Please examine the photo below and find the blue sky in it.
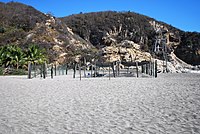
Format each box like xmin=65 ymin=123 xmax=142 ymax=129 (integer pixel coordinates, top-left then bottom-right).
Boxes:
xmin=1 ymin=0 xmax=200 ymax=32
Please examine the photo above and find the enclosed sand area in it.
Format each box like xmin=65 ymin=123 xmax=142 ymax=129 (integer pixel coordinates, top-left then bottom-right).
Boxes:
xmin=0 ymin=73 xmax=200 ymax=133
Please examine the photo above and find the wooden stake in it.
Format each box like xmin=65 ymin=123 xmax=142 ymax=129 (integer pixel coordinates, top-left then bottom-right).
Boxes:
xmin=62 ymin=66 xmax=64 ymax=75
xmin=54 ymin=64 xmax=56 ymax=76
xmin=58 ymin=66 xmax=61 ymax=75
xmin=136 ymin=61 xmax=139 ymax=78
xmin=28 ymin=62 xmax=32 ymax=79
xmin=66 ymin=64 xmax=68 ymax=75
xmin=112 ymin=62 xmax=115 ymax=78
xmin=94 ymin=61 xmax=96 ymax=78
xmin=73 ymin=62 xmax=77 ymax=78
xmin=43 ymin=63 xmax=46 ymax=79
xmin=83 ymin=57 xmax=86 ymax=78
xmin=152 ymin=61 xmax=155 ymax=77
xmin=34 ymin=63 xmax=36 ymax=78
xmin=146 ymin=63 xmax=148 ymax=74
xmin=117 ymin=62 xmax=120 ymax=76
xmin=109 ymin=65 xmax=111 ymax=80
xmin=51 ymin=64 xmax=53 ymax=79
xmin=79 ymin=62 xmax=81 ymax=81
xmin=141 ymin=65 xmax=144 ymax=73
xmin=155 ymin=60 xmax=157 ymax=78
xmin=91 ymin=65 xmax=93 ymax=78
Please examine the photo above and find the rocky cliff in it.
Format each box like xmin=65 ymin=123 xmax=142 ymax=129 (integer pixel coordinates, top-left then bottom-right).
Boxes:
xmin=61 ymin=11 xmax=200 ymax=66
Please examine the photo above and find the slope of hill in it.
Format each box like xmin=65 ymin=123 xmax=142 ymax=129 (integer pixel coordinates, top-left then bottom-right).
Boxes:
xmin=0 ymin=2 xmax=94 ymax=64
xmin=61 ymin=11 xmax=200 ymax=65
xmin=0 ymin=2 xmax=200 ymax=69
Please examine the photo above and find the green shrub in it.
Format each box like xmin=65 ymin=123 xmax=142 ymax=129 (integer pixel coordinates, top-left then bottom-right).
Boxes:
xmin=0 ymin=67 xmax=27 ymax=75
xmin=0 ymin=27 xmax=5 ymax=33
xmin=11 ymin=69 xmax=27 ymax=75
xmin=0 ymin=67 xmax=3 ymax=75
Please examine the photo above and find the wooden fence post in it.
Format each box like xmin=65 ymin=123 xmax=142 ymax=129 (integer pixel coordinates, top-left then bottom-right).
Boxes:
xmin=43 ymin=63 xmax=46 ymax=79
xmin=136 ymin=61 xmax=139 ymax=78
xmin=141 ymin=65 xmax=144 ymax=74
xmin=117 ymin=62 xmax=120 ymax=76
xmin=73 ymin=62 xmax=77 ymax=78
xmin=66 ymin=64 xmax=68 ymax=75
xmin=79 ymin=62 xmax=81 ymax=81
xmin=83 ymin=57 xmax=86 ymax=78
xmin=28 ymin=62 xmax=32 ymax=79
xmin=94 ymin=61 xmax=96 ymax=78
xmin=109 ymin=64 xmax=111 ymax=80
xmin=91 ymin=65 xmax=93 ymax=78
xmin=62 ymin=66 xmax=64 ymax=75
xmin=150 ymin=62 xmax=152 ymax=76
xmin=58 ymin=66 xmax=61 ymax=75
xmin=33 ymin=63 xmax=36 ymax=78
xmin=54 ymin=64 xmax=57 ymax=76
xmin=112 ymin=62 xmax=115 ymax=78
xmin=51 ymin=64 xmax=53 ymax=79
xmin=155 ymin=60 xmax=157 ymax=78
xmin=146 ymin=63 xmax=148 ymax=74
xmin=152 ymin=61 xmax=155 ymax=77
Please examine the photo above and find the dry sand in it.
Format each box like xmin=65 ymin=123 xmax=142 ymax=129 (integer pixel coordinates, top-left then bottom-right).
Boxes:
xmin=0 ymin=73 xmax=200 ymax=134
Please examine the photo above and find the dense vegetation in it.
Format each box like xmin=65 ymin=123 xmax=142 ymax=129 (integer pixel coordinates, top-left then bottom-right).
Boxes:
xmin=175 ymin=32 xmax=200 ymax=65
xmin=61 ymin=11 xmax=200 ymax=65
xmin=0 ymin=2 xmax=95 ymax=64
xmin=0 ymin=2 xmax=48 ymax=45
xmin=0 ymin=2 xmax=47 ymax=31
xmin=61 ymin=11 xmax=181 ymax=50
xmin=0 ymin=44 xmax=47 ymax=75
xmin=0 ymin=2 xmax=200 ymax=65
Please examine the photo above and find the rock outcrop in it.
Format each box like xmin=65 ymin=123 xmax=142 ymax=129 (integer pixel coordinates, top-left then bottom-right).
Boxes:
xmin=25 ymin=14 xmax=93 ymax=64
xmin=99 ymin=40 xmax=151 ymax=63
xmin=62 ymin=11 xmax=200 ymax=66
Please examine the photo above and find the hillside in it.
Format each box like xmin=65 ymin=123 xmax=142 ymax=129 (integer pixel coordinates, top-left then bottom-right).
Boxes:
xmin=0 ymin=2 xmax=200 ymax=70
xmin=61 ymin=11 xmax=200 ymax=65
xmin=0 ymin=2 xmax=94 ymax=64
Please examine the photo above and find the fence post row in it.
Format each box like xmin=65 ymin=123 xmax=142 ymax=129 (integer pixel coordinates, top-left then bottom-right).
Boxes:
xmin=27 ymin=60 xmax=158 ymax=79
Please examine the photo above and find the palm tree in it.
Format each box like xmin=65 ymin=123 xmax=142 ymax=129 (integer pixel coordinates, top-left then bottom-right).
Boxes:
xmin=10 ymin=45 xmax=25 ymax=70
xmin=25 ymin=44 xmax=47 ymax=64
xmin=0 ymin=46 xmax=3 ymax=66
xmin=0 ymin=45 xmax=25 ymax=70
xmin=0 ymin=45 xmax=12 ymax=68
xmin=25 ymin=44 xmax=47 ymax=78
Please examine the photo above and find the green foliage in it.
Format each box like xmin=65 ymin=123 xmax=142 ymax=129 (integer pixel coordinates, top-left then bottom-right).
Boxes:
xmin=0 ymin=67 xmax=27 ymax=75
xmin=61 ymin=11 xmax=200 ymax=65
xmin=175 ymin=32 xmax=200 ymax=65
xmin=10 ymin=68 xmax=27 ymax=75
xmin=0 ymin=45 xmax=24 ymax=69
xmin=0 ymin=2 xmax=48 ymax=32
xmin=25 ymin=44 xmax=48 ymax=64
xmin=0 ymin=26 xmax=5 ymax=33
xmin=0 ymin=67 xmax=3 ymax=75
xmin=0 ymin=26 xmax=26 ymax=45
xmin=60 ymin=11 xmax=177 ymax=51
xmin=0 ymin=44 xmax=47 ymax=74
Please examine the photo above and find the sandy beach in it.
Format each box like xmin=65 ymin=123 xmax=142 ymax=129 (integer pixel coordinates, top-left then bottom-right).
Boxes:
xmin=0 ymin=73 xmax=200 ymax=134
